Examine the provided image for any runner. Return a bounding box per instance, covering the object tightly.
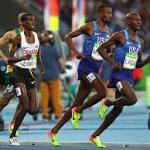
[0,12,30,134]
[89,12,150,148]
[8,13,44,145]
[48,2,113,147]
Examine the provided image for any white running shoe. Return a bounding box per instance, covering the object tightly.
[9,137,20,146]
[3,85,14,96]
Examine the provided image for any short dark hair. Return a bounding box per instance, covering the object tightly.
[97,1,112,12]
[20,13,33,22]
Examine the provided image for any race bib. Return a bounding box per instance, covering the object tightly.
[15,54,37,69]
[91,42,103,61]
[123,53,138,69]
[16,59,37,69]
[22,60,36,68]
[87,73,96,83]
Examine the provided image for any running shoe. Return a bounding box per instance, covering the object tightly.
[3,85,14,96]
[9,137,20,146]
[8,123,19,137]
[71,107,81,129]
[89,136,106,148]
[98,98,108,120]
[48,130,60,146]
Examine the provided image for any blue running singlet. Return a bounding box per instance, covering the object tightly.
[108,30,141,88]
[78,21,110,80]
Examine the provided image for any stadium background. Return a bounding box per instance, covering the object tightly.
[0,1,150,149]
[0,0,150,90]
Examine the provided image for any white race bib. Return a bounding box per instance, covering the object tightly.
[87,73,96,83]
[91,42,103,60]
[123,53,138,69]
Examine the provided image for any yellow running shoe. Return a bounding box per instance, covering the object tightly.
[89,136,106,148]
[98,98,108,120]
[48,130,60,146]
[71,107,81,129]
[8,123,19,137]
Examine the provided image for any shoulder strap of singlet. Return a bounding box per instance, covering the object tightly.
[93,21,98,32]
[136,36,141,45]
[123,30,129,41]
[20,32,26,46]
[32,31,39,44]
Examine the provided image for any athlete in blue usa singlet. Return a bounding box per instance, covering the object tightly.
[48,2,113,147]
[89,12,150,148]
[78,21,110,80]
[108,29,141,88]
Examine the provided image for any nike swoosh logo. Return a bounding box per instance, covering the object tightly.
[95,33,100,35]
[126,41,132,44]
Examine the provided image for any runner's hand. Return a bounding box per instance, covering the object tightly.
[23,54,31,60]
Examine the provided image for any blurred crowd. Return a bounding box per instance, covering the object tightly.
[32,0,150,53]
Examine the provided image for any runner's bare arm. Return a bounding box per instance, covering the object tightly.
[64,23,92,57]
[0,51,7,62]
[0,31,14,62]
[97,32,121,66]
[106,28,114,54]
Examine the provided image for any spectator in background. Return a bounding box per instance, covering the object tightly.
[40,31,64,121]
[132,68,143,85]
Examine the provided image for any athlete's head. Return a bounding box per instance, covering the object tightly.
[125,12,141,31]
[20,13,35,31]
[97,1,112,24]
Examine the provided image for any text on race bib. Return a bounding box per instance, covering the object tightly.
[123,53,138,69]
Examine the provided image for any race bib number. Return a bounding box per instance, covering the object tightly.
[23,60,36,68]
[116,81,123,92]
[91,42,103,61]
[16,59,37,69]
[87,73,96,83]
[123,53,138,69]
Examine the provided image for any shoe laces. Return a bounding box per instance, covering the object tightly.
[9,137,20,145]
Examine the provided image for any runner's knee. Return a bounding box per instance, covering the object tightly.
[128,98,137,106]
